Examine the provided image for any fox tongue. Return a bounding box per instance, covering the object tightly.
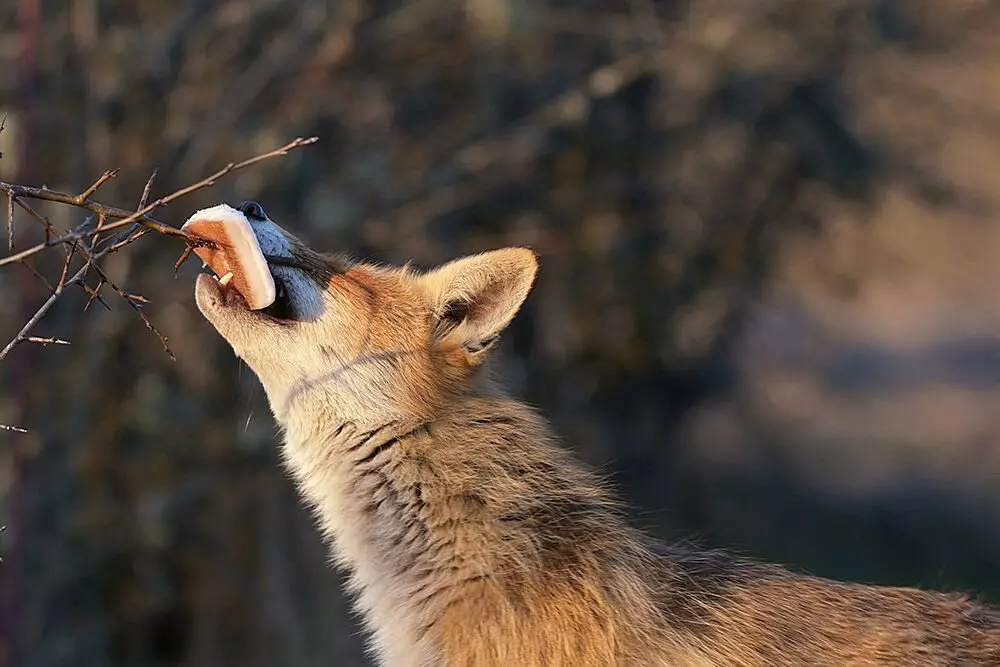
[181,204,277,310]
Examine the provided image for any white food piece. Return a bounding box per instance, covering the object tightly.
[218,272,234,287]
[181,203,276,310]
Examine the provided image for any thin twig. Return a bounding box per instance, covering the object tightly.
[24,336,70,346]
[20,260,55,295]
[14,197,57,239]
[1,117,7,254]
[6,194,12,253]
[0,135,319,363]
[138,169,158,209]
[0,136,318,268]
[173,245,194,274]
[0,264,84,361]
[58,244,77,288]
[106,169,159,247]
[74,169,118,204]
[82,279,108,312]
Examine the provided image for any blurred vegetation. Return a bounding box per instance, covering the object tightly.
[3,0,1000,665]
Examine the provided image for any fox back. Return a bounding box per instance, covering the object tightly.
[190,201,1000,666]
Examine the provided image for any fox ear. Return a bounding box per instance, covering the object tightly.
[421,247,538,363]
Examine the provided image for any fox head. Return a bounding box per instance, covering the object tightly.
[190,201,538,429]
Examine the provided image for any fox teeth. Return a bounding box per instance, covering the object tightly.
[218,272,234,287]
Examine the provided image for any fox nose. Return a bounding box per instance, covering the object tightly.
[237,200,266,220]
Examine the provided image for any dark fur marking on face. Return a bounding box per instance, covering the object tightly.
[265,247,345,288]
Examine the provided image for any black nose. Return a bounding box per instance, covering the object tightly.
[236,200,266,220]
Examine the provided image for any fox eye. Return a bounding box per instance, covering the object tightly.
[237,200,266,220]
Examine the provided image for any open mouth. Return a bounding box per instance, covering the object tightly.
[256,264,295,322]
[181,204,297,322]
[194,260,296,323]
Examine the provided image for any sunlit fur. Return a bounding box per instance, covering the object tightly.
[194,207,1000,666]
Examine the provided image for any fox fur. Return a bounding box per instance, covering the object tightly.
[192,202,1000,666]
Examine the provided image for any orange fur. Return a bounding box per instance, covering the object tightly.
[192,203,1000,666]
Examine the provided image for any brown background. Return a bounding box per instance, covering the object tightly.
[3,1,1000,665]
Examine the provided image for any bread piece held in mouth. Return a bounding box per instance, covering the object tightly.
[181,204,276,310]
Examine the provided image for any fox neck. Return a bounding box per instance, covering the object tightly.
[264,355,505,439]
[274,385,634,664]
[258,363,417,439]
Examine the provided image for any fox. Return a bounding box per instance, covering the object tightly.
[187,200,1000,666]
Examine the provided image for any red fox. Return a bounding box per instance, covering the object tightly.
[185,201,1000,666]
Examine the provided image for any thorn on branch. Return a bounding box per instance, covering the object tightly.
[173,246,194,275]
[75,169,119,204]
[106,227,150,253]
[139,169,158,209]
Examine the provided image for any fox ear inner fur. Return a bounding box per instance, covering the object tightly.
[421,247,538,361]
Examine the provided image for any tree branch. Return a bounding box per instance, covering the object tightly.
[0,136,318,268]
[0,135,318,365]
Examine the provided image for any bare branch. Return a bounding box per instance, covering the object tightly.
[6,194,12,253]
[58,244,77,288]
[14,197,57,239]
[24,336,70,346]
[0,264,83,362]
[173,245,194,274]
[21,260,56,295]
[74,169,119,204]
[0,136,319,268]
[0,135,319,364]
[82,279,109,312]
[138,169,158,209]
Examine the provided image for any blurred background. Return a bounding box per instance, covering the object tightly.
[3,0,1000,665]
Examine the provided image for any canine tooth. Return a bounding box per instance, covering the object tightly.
[219,272,234,287]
